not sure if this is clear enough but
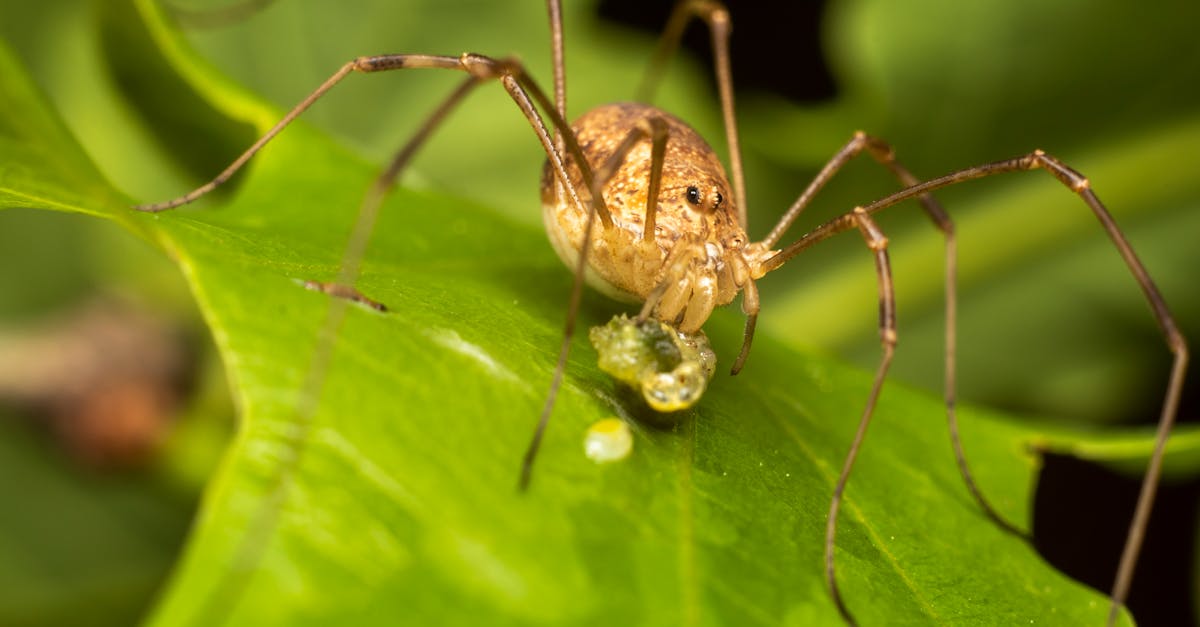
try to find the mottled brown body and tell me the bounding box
[540,102,773,333]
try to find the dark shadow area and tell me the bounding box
[596,0,837,104]
[1034,453,1200,626]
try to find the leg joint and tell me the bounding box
[459,53,520,79]
[856,131,895,163]
[1030,150,1091,192]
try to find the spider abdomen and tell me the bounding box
[540,102,763,331]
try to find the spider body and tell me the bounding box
[540,102,770,333]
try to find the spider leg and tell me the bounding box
[520,115,670,489]
[130,46,630,491]
[770,132,1027,537]
[133,53,610,226]
[752,134,1022,541]
[759,132,950,249]
[545,0,567,122]
[639,0,746,228]
[741,133,954,376]
[821,208,896,627]
[323,75,481,296]
[766,150,1188,625]
[729,272,758,375]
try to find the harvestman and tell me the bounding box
[139,0,1187,623]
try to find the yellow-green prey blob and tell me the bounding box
[589,314,716,412]
[583,418,634,463]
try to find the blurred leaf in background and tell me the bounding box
[773,0,1200,429]
[0,0,234,625]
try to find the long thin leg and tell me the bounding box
[304,75,481,307]
[761,132,946,249]
[824,208,896,627]
[636,244,690,323]
[546,0,566,122]
[638,0,747,228]
[642,117,669,241]
[194,69,487,627]
[635,2,689,104]
[546,0,567,207]
[752,134,1017,535]
[134,53,613,228]
[746,133,944,374]
[130,56,462,212]
[358,77,481,275]
[520,175,599,490]
[519,117,668,488]
[765,150,1188,624]
[730,270,758,375]
[129,48,630,491]
[133,50,609,300]
[504,67,662,490]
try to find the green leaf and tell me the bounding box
[0,35,125,222]
[2,1,1195,625]
[742,0,1200,425]
[0,417,193,627]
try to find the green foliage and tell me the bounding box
[761,0,1200,424]
[0,417,195,627]
[1,0,1197,624]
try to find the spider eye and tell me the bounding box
[714,192,724,209]
[686,186,701,205]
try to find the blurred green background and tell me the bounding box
[1,0,1197,624]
